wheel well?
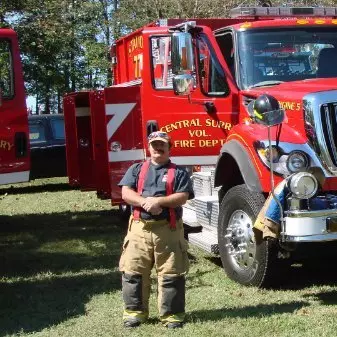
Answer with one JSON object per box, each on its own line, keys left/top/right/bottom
{"left": 215, "top": 153, "right": 244, "bottom": 203}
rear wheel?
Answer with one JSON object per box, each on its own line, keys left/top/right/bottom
{"left": 218, "top": 184, "right": 278, "bottom": 287}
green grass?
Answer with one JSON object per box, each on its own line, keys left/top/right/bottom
{"left": 1, "top": 178, "right": 337, "bottom": 336}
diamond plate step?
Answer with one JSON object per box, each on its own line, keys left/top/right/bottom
{"left": 188, "top": 228, "right": 219, "bottom": 254}
{"left": 182, "top": 206, "right": 200, "bottom": 228}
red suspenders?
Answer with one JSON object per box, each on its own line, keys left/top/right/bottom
{"left": 133, "top": 160, "right": 177, "bottom": 230}
{"left": 166, "top": 163, "right": 177, "bottom": 230}
{"left": 133, "top": 160, "right": 150, "bottom": 221}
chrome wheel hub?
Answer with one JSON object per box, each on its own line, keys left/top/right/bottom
{"left": 224, "top": 210, "right": 257, "bottom": 270}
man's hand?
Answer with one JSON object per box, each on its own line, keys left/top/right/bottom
{"left": 142, "top": 197, "right": 162, "bottom": 215}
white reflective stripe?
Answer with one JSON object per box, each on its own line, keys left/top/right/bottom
{"left": 0, "top": 170, "right": 29, "bottom": 185}
{"left": 170, "top": 156, "right": 218, "bottom": 165}
{"left": 109, "top": 149, "right": 145, "bottom": 162}
{"left": 75, "top": 107, "right": 90, "bottom": 116}
{"left": 106, "top": 103, "right": 136, "bottom": 140}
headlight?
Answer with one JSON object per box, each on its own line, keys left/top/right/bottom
{"left": 256, "top": 145, "right": 289, "bottom": 175}
{"left": 255, "top": 143, "right": 311, "bottom": 177}
{"left": 288, "top": 172, "right": 318, "bottom": 199}
{"left": 286, "top": 150, "right": 309, "bottom": 173}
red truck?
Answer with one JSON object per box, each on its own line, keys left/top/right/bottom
{"left": 63, "top": 3, "right": 337, "bottom": 287}
{"left": 0, "top": 28, "right": 29, "bottom": 185}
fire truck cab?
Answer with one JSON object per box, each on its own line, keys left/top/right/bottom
{"left": 0, "top": 28, "right": 29, "bottom": 185}
{"left": 64, "top": 4, "right": 337, "bottom": 287}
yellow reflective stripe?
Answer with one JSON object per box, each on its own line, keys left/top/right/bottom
{"left": 160, "top": 312, "right": 185, "bottom": 324}
{"left": 123, "top": 310, "right": 148, "bottom": 322}
{"left": 254, "top": 109, "right": 263, "bottom": 120}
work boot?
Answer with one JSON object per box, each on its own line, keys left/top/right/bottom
{"left": 166, "top": 321, "right": 184, "bottom": 329}
{"left": 123, "top": 317, "right": 142, "bottom": 328}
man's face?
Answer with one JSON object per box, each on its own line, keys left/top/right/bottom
{"left": 148, "top": 140, "right": 170, "bottom": 164}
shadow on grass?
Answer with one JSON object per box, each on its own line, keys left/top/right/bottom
{"left": 188, "top": 301, "right": 309, "bottom": 322}
{"left": 276, "top": 261, "right": 337, "bottom": 290}
{"left": 0, "top": 182, "right": 76, "bottom": 195}
{"left": 0, "top": 271, "right": 120, "bottom": 335}
{"left": 303, "top": 290, "right": 337, "bottom": 305}
{"left": 0, "top": 209, "right": 127, "bottom": 335}
{"left": 203, "top": 249, "right": 337, "bottom": 290}
{"left": 0, "top": 209, "right": 128, "bottom": 277}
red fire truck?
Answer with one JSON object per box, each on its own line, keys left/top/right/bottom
{"left": 0, "top": 28, "right": 29, "bottom": 186}
{"left": 63, "top": 3, "right": 337, "bottom": 287}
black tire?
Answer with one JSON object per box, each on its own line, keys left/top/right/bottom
{"left": 118, "top": 204, "right": 131, "bottom": 220}
{"left": 218, "top": 184, "right": 277, "bottom": 287}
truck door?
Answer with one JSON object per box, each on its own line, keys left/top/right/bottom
{"left": 103, "top": 86, "right": 144, "bottom": 202}
{"left": 63, "top": 91, "right": 96, "bottom": 190}
{"left": 0, "top": 30, "right": 29, "bottom": 185}
{"left": 142, "top": 28, "right": 239, "bottom": 166}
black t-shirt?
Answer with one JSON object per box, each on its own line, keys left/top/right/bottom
{"left": 118, "top": 160, "right": 194, "bottom": 220}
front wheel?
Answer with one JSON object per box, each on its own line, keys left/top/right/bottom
{"left": 218, "top": 184, "right": 277, "bottom": 287}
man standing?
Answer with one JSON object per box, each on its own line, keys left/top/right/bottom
{"left": 118, "top": 131, "right": 194, "bottom": 329}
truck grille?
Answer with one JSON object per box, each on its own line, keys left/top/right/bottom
{"left": 320, "top": 103, "right": 337, "bottom": 166}
{"left": 304, "top": 91, "right": 337, "bottom": 174}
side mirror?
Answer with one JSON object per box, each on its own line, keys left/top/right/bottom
{"left": 248, "top": 95, "right": 285, "bottom": 127}
{"left": 173, "top": 74, "right": 195, "bottom": 96}
{"left": 171, "top": 32, "right": 194, "bottom": 75}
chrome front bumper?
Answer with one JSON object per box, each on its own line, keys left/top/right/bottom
{"left": 283, "top": 208, "right": 337, "bottom": 242}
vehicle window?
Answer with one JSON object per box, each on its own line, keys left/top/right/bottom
{"left": 29, "top": 123, "right": 46, "bottom": 143}
{"left": 151, "top": 36, "right": 173, "bottom": 89}
{"left": 50, "top": 118, "right": 65, "bottom": 140}
{"left": 197, "top": 34, "right": 229, "bottom": 96}
{"left": 0, "top": 39, "right": 14, "bottom": 98}
{"left": 216, "top": 32, "right": 235, "bottom": 79}
{"left": 238, "top": 27, "right": 337, "bottom": 89}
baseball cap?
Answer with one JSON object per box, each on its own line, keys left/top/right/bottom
{"left": 148, "top": 131, "right": 171, "bottom": 144}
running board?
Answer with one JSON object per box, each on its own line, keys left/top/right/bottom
{"left": 183, "top": 204, "right": 200, "bottom": 228}
{"left": 188, "top": 228, "right": 219, "bottom": 254}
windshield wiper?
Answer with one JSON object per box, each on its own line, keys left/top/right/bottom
{"left": 249, "top": 80, "right": 284, "bottom": 89}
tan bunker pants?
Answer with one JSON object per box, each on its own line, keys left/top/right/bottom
{"left": 119, "top": 217, "right": 189, "bottom": 324}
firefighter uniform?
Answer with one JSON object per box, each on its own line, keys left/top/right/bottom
{"left": 118, "top": 160, "right": 194, "bottom": 326}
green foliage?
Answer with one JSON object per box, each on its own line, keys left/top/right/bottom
{"left": 4, "top": 0, "right": 117, "bottom": 113}
{"left": 3, "top": 0, "right": 337, "bottom": 112}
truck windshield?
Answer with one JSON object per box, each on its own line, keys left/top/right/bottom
{"left": 238, "top": 27, "right": 337, "bottom": 89}
{"left": 0, "top": 39, "right": 14, "bottom": 98}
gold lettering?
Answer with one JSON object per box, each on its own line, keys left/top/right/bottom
{"left": 190, "top": 118, "right": 201, "bottom": 127}
{"left": 128, "top": 36, "right": 144, "bottom": 55}
{"left": 279, "top": 101, "right": 300, "bottom": 111}
{"left": 205, "top": 119, "right": 232, "bottom": 130}
{"left": 174, "top": 139, "right": 195, "bottom": 147}
{"left": 188, "top": 129, "right": 208, "bottom": 137}
{"left": 0, "top": 140, "right": 13, "bottom": 151}
{"left": 165, "top": 124, "right": 173, "bottom": 133}
{"left": 225, "top": 123, "right": 232, "bottom": 130}
{"left": 169, "top": 123, "right": 178, "bottom": 131}
{"left": 182, "top": 120, "right": 189, "bottom": 128}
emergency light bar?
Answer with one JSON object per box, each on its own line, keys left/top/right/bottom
{"left": 230, "top": 6, "right": 337, "bottom": 18}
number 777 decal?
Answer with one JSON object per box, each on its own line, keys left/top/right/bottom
{"left": 105, "top": 103, "right": 145, "bottom": 162}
